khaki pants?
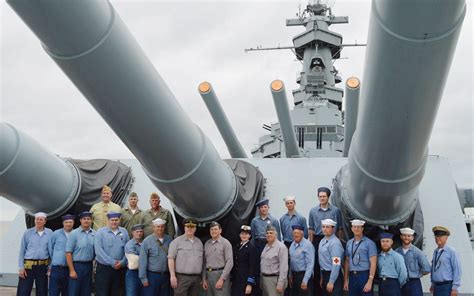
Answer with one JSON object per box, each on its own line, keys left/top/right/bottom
{"left": 175, "top": 273, "right": 201, "bottom": 296}
{"left": 205, "top": 270, "right": 231, "bottom": 296}
{"left": 261, "top": 275, "right": 287, "bottom": 296}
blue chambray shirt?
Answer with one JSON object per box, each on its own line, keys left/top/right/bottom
{"left": 318, "top": 234, "right": 344, "bottom": 284}
{"left": 251, "top": 215, "right": 281, "bottom": 240}
{"left": 395, "top": 245, "right": 431, "bottom": 278}
{"left": 377, "top": 249, "right": 408, "bottom": 286}
{"left": 65, "top": 226, "right": 95, "bottom": 262}
{"left": 308, "top": 204, "right": 342, "bottom": 235}
{"left": 345, "top": 236, "right": 377, "bottom": 271}
{"left": 280, "top": 212, "right": 308, "bottom": 242}
{"left": 139, "top": 234, "right": 173, "bottom": 284}
{"left": 18, "top": 227, "right": 53, "bottom": 269}
{"left": 125, "top": 238, "right": 142, "bottom": 256}
{"left": 289, "top": 238, "right": 315, "bottom": 284}
{"left": 94, "top": 226, "right": 129, "bottom": 267}
{"left": 430, "top": 246, "right": 462, "bottom": 291}
{"left": 49, "top": 229, "right": 71, "bottom": 266}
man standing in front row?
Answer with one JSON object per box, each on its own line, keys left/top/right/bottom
{"left": 203, "top": 221, "right": 234, "bottom": 296}
{"left": 168, "top": 218, "right": 204, "bottom": 296}
{"left": 94, "top": 212, "right": 130, "bottom": 296}
{"left": 140, "top": 218, "right": 173, "bottom": 296}
{"left": 48, "top": 214, "right": 75, "bottom": 296}
{"left": 289, "top": 224, "right": 314, "bottom": 296}
{"left": 260, "top": 225, "right": 288, "bottom": 296}
{"left": 308, "top": 187, "right": 342, "bottom": 296}
{"left": 430, "top": 226, "right": 462, "bottom": 296}
{"left": 377, "top": 232, "right": 408, "bottom": 296}
{"left": 395, "top": 227, "right": 431, "bottom": 296}
{"left": 280, "top": 196, "right": 307, "bottom": 249}
{"left": 124, "top": 224, "right": 145, "bottom": 296}
{"left": 343, "top": 219, "right": 377, "bottom": 296}
{"left": 318, "top": 219, "right": 344, "bottom": 296}
{"left": 17, "top": 212, "right": 52, "bottom": 296}
{"left": 66, "top": 211, "right": 95, "bottom": 296}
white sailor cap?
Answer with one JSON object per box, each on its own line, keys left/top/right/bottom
{"left": 350, "top": 219, "right": 365, "bottom": 226}
{"left": 152, "top": 218, "right": 166, "bottom": 225}
{"left": 400, "top": 227, "right": 415, "bottom": 235}
{"left": 34, "top": 212, "right": 47, "bottom": 218}
{"left": 321, "top": 219, "right": 337, "bottom": 227}
{"left": 283, "top": 195, "right": 296, "bottom": 202}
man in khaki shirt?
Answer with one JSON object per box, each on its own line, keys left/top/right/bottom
{"left": 120, "top": 192, "right": 144, "bottom": 237}
{"left": 261, "top": 225, "right": 288, "bottom": 296}
{"left": 168, "top": 218, "right": 204, "bottom": 296}
{"left": 203, "top": 221, "right": 233, "bottom": 296}
{"left": 143, "top": 192, "right": 176, "bottom": 237}
{"left": 90, "top": 185, "right": 121, "bottom": 230}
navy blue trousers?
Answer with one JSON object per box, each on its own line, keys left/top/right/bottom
{"left": 17, "top": 265, "right": 48, "bottom": 296}
{"left": 125, "top": 269, "right": 142, "bottom": 296}
{"left": 312, "top": 236, "right": 324, "bottom": 296}
{"left": 95, "top": 263, "right": 125, "bottom": 296}
{"left": 68, "top": 262, "right": 93, "bottom": 296}
{"left": 49, "top": 265, "right": 69, "bottom": 296}
{"left": 348, "top": 271, "right": 373, "bottom": 296}
{"left": 321, "top": 271, "right": 342, "bottom": 296}
{"left": 433, "top": 281, "right": 453, "bottom": 296}
{"left": 401, "top": 278, "right": 423, "bottom": 296}
{"left": 142, "top": 271, "right": 170, "bottom": 296}
{"left": 378, "top": 278, "right": 400, "bottom": 296}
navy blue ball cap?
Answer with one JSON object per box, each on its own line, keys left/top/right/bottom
{"left": 255, "top": 199, "right": 269, "bottom": 208}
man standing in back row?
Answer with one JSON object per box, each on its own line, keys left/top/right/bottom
{"left": 279, "top": 196, "right": 307, "bottom": 249}
{"left": 143, "top": 192, "right": 176, "bottom": 237}
{"left": 90, "top": 185, "right": 121, "bottom": 231}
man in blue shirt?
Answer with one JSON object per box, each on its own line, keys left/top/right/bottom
{"left": 94, "top": 211, "right": 130, "bottom": 296}
{"left": 377, "top": 232, "right": 408, "bottom": 296}
{"left": 289, "top": 224, "right": 314, "bottom": 296}
{"left": 318, "top": 219, "right": 344, "bottom": 296}
{"left": 430, "top": 226, "right": 462, "bottom": 296}
{"left": 279, "top": 196, "right": 307, "bottom": 249}
{"left": 343, "top": 219, "right": 377, "bottom": 296}
{"left": 395, "top": 227, "right": 431, "bottom": 296}
{"left": 66, "top": 211, "right": 95, "bottom": 296}
{"left": 17, "top": 212, "right": 53, "bottom": 296}
{"left": 48, "top": 214, "right": 75, "bottom": 296}
{"left": 140, "top": 218, "right": 173, "bottom": 296}
{"left": 308, "top": 187, "right": 342, "bottom": 296}
{"left": 125, "top": 224, "right": 144, "bottom": 296}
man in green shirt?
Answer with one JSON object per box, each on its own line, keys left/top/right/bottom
{"left": 121, "top": 192, "right": 144, "bottom": 237}
{"left": 142, "top": 192, "right": 176, "bottom": 237}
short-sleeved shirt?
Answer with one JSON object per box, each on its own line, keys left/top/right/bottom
{"left": 280, "top": 212, "right": 308, "bottom": 242}
{"left": 168, "top": 234, "right": 203, "bottom": 275}
{"left": 345, "top": 236, "right": 377, "bottom": 271}
{"left": 395, "top": 245, "right": 431, "bottom": 278}
{"left": 142, "top": 207, "right": 176, "bottom": 238}
{"left": 90, "top": 201, "right": 121, "bottom": 230}
{"left": 319, "top": 234, "right": 344, "bottom": 284}
{"left": 251, "top": 215, "right": 281, "bottom": 240}
{"left": 65, "top": 226, "right": 95, "bottom": 262}
{"left": 204, "top": 236, "right": 234, "bottom": 280}
{"left": 94, "top": 226, "right": 129, "bottom": 267}
{"left": 18, "top": 227, "right": 53, "bottom": 269}
{"left": 308, "top": 204, "right": 342, "bottom": 235}
{"left": 260, "top": 240, "right": 288, "bottom": 288}
{"left": 49, "top": 229, "right": 71, "bottom": 266}
{"left": 289, "top": 238, "right": 314, "bottom": 284}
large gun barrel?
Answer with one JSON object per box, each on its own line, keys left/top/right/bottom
{"left": 7, "top": 0, "right": 238, "bottom": 221}
{"left": 338, "top": 0, "right": 466, "bottom": 225}
{"left": 342, "top": 77, "right": 360, "bottom": 157}
{"left": 0, "top": 123, "right": 81, "bottom": 218}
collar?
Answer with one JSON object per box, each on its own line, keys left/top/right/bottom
{"left": 126, "top": 207, "right": 140, "bottom": 212}
{"left": 211, "top": 236, "right": 222, "bottom": 243}
{"left": 80, "top": 226, "right": 92, "bottom": 233}
{"left": 148, "top": 206, "right": 163, "bottom": 214}
{"left": 34, "top": 227, "right": 46, "bottom": 233}
{"left": 318, "top": 203, "right": 332, "bottom": 211}
{"left": 381, "top": 249, "right": 393, "bottom": 256}
{"left": 258, "top": 214, "right": 270, "bottom": 220}
{"left": 107, "top": 227, "right": 123, "bottom": 234}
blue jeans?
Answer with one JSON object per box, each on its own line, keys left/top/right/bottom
{"left": 348, "top": 271, "right": 373, "bottom": 296}
{"left": 49, "top": 265, "right": 69, "bottom": 296}
{"left": 433, "top": 281, "right": 453, "bottom": 296}
{"left": 125, "top": 269, "right": 142, "bottom": 296}
{"left": 378, "top": 278, "right": 400, "bottom": 296}
{"left": 68, "top": 262, "right": 93, "bottom": 296}
{"left": 17, "top": 264, "right": 48, "bottom": 296}
{"left": 401, "top": 278, "right": 423, "bottom": 296}
{"left": 142, "top": 271, "right": 170, "bottom": 296}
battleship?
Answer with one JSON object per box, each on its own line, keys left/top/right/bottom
{"left": 1, "top": 0, "right": 473, "bottom": 294}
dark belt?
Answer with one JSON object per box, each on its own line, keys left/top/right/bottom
{"left": 291, "top": 271, "right": 305, "bottom": 275}
{"left": 379, "top": 277, "right": 398, "bottom": 281}
{"left": 262, "top": 273, "right": 279, "bottom": 277}
{"left": 52, "top": 265, "right": 68, "bottom": 268}
{"left": 350, "top": 270, "right": 368, "bottom": 275}
{"left": 148, "top": 270, "right": 169, "bottom": 275}
{"left": 206, "top": 267, "right": 224, "bottom": 272}
{"left": 433, "top": 281, "right": 453, "bottom": 286}
{"left": 73, "top": 261, "right": 93, "bottom": 263}
{"left": 176, "top": 272, "right": 201, "bottom": 276}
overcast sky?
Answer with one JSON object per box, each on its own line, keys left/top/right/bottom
{"left": 1, "top": 1, "right": 472, "bottom": 220}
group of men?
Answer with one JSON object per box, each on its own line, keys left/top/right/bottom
{"left": 17, "top": 186, "right": 462, "bottom": 296}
